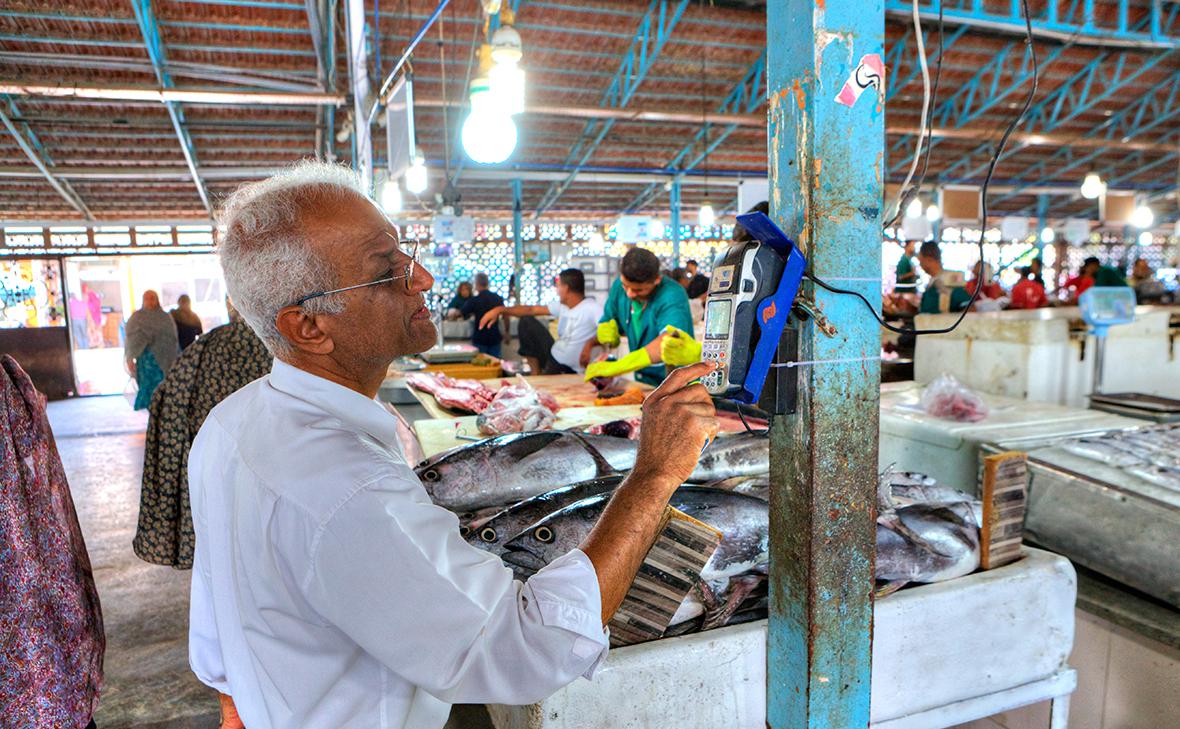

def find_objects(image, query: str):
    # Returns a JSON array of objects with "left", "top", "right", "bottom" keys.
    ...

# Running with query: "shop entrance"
[{"left": 64, "top": 254, "right": 228, "bottom": 395}]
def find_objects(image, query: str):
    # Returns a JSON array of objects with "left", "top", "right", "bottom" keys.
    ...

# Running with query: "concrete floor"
[{"left": 50, "top": 394, "right": 494, "bottom": 729}]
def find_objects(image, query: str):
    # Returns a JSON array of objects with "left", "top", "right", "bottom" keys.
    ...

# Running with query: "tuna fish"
[
  {"left": 876, "top": 501, "right": 980, "bottom": 584},
  {"left": 463, "top": 475, "right": 624, "bottom": 554},
  {"left": 500, "top": 487, "right": 769, "bottom": 589},
  {"left": 415, "top": 431, "right": 636, "bottom": 511},
  {"left": 418, "top": 431, "right": 771, "bottom": 512}
]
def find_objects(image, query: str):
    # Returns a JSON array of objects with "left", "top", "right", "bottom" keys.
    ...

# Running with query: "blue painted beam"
[
  {"left": 937, "top": 50, "right": 1178, "bottom": 185},
  {"left": 0, "top": 95, "right": 92, "bottom": 218},
  {"left": 622, "top": 48, "right": 766, "bottom": 214},
  {"left": 669, "top": 176, "right": 681, "bottom": 266},
  {"left": 883, "top": 0, "right": 1180, "bottom": 48},
  {"left": 130, "top": 0, "right": 213, "bottom": 215},
  {"left": 531, "top": 0, "right": 691, "bottom": 217},
  {"left": 986, "top": 70, "right": 1180, "bottom": 205},
  {"left": 767, "top": 0, "right": 881, "bottom": 723},
  {"left": 512, "top": 178, "right": 523, "bottom": 304}
]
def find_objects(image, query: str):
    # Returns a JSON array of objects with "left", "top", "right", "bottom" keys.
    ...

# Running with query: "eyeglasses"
[{"left": 292, "top": 234, "right": 420, "bottom": 308}]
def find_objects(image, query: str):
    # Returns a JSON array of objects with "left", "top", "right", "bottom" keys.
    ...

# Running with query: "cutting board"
[
  {"left": 404, "top": 373, "right": 654, "bottom": 420},
  {"left": 413, "top": 405, "right": 644, "bottom": 457}
]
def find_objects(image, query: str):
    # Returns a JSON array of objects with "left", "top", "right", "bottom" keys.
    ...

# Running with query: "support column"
[
  {"left": 512, "top": 178, "right": 524, "bottom": 305},
  {"left": 670, "top": 176, "right": 682, "bottom": 268},
  {"left": 766, "top": 0, "right": 882, "bottom": 726},
  {"left": 1036, "top": 193, "right": 1049, "bottom": 254},
  {"left": 346, "top": 0, "right": 373, "bottom": 191}
]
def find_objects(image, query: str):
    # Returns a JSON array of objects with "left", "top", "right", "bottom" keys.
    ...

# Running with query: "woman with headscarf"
[
  {"left": 123, "top": 290, "right": 179, "bottom": 410},
  {"left": 0, "top": 355, "right": 105, "bottom": 728},
  {"left": 170, "top": 294, "right": 204, "bottom": 351},
  {"left": 134, "top": 310, "right": 272, "bottom": 569}
]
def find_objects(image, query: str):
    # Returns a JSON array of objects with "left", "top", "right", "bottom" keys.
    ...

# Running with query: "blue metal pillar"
[
  {"left": 670, "top": 176, "right": 682, "bottom": 268},
  {"left": 767, "top": 0, "right": 881, "bottom": 725},
  {"left": 512, "top": 178, "right": 524, "bottom": 304},
  {"left": 1036, "top": 194, "right": 1049, "bottom": 254}
]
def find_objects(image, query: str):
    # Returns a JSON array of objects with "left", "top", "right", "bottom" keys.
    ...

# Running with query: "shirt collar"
[{"left": 268, "top": 359, "right": 403, "bottom": 452}]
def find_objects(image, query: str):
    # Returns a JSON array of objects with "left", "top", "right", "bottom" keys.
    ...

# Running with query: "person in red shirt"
[
  {"left": 965, "top": 261, "right": 1006, "bottom": 300},
  {"left": 1010, "top": 266, "right": 1049, "bottom": 309},
  {"left": 1064, "top": 260, "right": 1096, "bottom": 300}
]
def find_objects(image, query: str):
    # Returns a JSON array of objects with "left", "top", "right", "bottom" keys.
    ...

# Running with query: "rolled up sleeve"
[{"left": 300, "top": 475, "right": 609, "bottom": 706}]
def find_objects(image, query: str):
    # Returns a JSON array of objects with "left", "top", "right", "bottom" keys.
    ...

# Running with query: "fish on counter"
[
  {"left": 876, "top": 502, "right": 980, "bottom": 587},
  {"left": 416, "top": 431, "right": 636, "bottom": 512},
  {"left": 418, "top": 430, "right": 771, "bottom": 512},
  {"left": 463, "top": 475, "right": 624, "bottom": 553},
  {"left": 500, "top": 487, "right": 771, "bottom": 630},
  {"left": 1061, "top": 438, "right": 1145, "bottom": 467}
]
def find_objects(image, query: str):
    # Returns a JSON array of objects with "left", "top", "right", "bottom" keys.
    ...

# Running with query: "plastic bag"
[
  {"left": 476, "top": 376, "right": 561, "bottom": 435},
  {"left": 919, "top": 374, "right": 989, "bottom": 422},
  {"left": 122, "top": 377, "right": 139, "bottom": 407}
]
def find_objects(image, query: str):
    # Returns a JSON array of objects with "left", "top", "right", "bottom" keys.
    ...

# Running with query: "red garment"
[
  {"left": 0, "top": 355, "right": 104, "bottom": 727},
  {"left": 1065, "top": 274, "right": 1094, "bottom": 297},
  {"left": 1010, "top": 279, "right": 1048, "bottom": 309},
  {"left": 965, "top": 280, "right": 1006, "bottom": 299}
]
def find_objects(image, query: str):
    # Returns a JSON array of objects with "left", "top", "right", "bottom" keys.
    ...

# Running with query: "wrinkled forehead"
[{"left": 298, "top": 190, "right": 400, "bottom": 271}]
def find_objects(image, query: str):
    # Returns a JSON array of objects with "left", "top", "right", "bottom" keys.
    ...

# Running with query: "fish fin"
[
  {"left": 567, "top": 431, "right": 622, "bottom": 477},
  {"left": 701, "top": 575, "right": 765, "bottom": 631},
  {"left": 875, "top": 580, "right": 908, "bottom": 599}
]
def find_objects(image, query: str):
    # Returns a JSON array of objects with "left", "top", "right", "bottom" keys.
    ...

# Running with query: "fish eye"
[
  {"left": 534, "top": 526, "right": 554, "bottom": 544},
  {"left": 422, "top": 469, "right": 440, "bottom": 482},
  {"left": 460, "top": 526, "right": 471, "bottom": 538},
  {"left": 479, "top": 527, "right": 498, "bottom": 543}
]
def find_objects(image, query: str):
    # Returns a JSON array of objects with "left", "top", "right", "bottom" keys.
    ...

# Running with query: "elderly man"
[{"left": 188, "top": 161, "right": 719, "bottom": 729}]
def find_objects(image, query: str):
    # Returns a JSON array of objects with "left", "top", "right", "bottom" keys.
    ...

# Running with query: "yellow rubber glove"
[
  {"left": 660, "top": 325, "right": 703, "bottom": 366},
  {"left": 584, "top": 347, "right": 652, "bottom": 381},
  {"left": 597, "top": 320, "right": 621, "bottom": 347}
]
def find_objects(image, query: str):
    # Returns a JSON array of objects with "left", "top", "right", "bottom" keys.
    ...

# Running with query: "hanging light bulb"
[
  {"left": 1080, "top": 172, "right": 1106, "bottom": 200},
  {"left": 1131, "top": 205, "right": 1154, "bottom": 229},
  {"left": 587, "top": 228, "right": 606, "bottom": 253},
  {"left": 698, "top": 200, "right": 716, "bottom": 228},
  {"left": 490, "top": 8, "right": 525, "bottom": 115},
  {"left": 649, "top": 218, "right": 666, "bottom": 239},
  {"left": 1040, "top": 226, "right": 1055, "bottom": 244},
  {"left": 1138, "top": 231, "right": 1154, "bottom": 246},
  {"left": 925, "top": 204, "right": 941, "bottom": 222},
  {"left": 380, "top": 178, "right": 402, "bottom": 214},
  {"left": 461, "top": 55, "right": 518, "bottom": 164},
  {"left": 404, "top": 150, "right": 428, "bottom": 195},
  {"left": 905, "top": 197, "right": 924, "bottom": 219}
]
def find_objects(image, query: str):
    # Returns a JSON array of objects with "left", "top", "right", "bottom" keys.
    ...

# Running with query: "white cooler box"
[
  {"left": 488, "top": 548, "right": 1077, "bottom": 729},
  {"left": 879, "top": 381, "right": 1137, "bottom": 492}
]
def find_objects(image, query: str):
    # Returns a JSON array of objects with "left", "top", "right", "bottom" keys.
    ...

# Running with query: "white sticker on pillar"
[{"left": 835, "top": 54, "right": 884, "bottom": 108}]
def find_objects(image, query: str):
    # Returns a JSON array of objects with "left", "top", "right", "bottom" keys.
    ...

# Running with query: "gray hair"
[{"left": 217, "top": 160, "right": 366, "bottom": 357}]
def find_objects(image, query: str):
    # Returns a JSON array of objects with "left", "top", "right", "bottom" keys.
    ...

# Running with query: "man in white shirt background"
[
  {"left": 478, "top": 268, "right": 602, "bottom": 375},
  {"left": 188, "top": 160, "right": 720, "bottom": 729}
]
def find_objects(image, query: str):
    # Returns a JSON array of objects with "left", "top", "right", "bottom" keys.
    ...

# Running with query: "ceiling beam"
[
  {"left": 130, "top": 0, "right": 213, "bottom": 216},
  {"left": 0, "top": 100, "right": 93, "bottom": 219},
  {"left": 621, "top": 48, "right": 766, "bottom": 214},
  {"left": 883, "top": 0, "right": 1180, "bottom": 49},
  {"left": 0, "top": 82, "right": 346, "bottom": 106},
  {"left": 532, "top": 0, "right": 692, "bottom": 217}
]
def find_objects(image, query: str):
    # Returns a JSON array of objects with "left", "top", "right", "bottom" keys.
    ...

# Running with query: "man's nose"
[{"left": 411, "top": 263, "right": 435, "bottom": 293}]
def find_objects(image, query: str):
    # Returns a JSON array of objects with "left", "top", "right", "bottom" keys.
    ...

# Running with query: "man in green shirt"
[
  {"left": 584, "top": 247, "right": 695, "bottom": 386},
  {"left": 917, "top": 241, "right": 972, "bottom": 314},
  {"left": 895, "top": 240, "right": 918, "bottom": 293}
]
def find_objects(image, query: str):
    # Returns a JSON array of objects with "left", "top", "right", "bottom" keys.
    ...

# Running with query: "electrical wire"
[
  {"left": 811, "top": 0, "right": 1039, "bottom": 337},
  {"left": 885, "top": 0, "right": 932, "bottom": 228},
  {"left": 899, "top": 0, "right": 944, "bottom": 221}
]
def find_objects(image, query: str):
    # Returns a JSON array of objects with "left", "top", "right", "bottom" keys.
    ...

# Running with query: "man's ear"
[{"left": 275, "top": 307, "right": 335, "bottom": 356}]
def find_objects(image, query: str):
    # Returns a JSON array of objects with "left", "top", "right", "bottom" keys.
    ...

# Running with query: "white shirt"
[
  {"left": 547, "top": 297, "right": 603, "bottom": 373},
  {"left": 188, "top": 360, "right": 609, "bottom": 729}
]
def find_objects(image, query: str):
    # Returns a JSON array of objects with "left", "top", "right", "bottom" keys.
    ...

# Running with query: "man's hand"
[
  {"left": 126, "top": 360, "right": 136, "bottom": 378},
  {"left": 479, "top": 306, "right": 505, "bottom": 329},
  {"left": 597, "top": 320, "right": 620, "bottom": 347},
  {"left": 660, "top": 326, "right": 703, "bottom": 367},
  {"left": 633, "top": 361, "right": 720, "bottom": 487}
]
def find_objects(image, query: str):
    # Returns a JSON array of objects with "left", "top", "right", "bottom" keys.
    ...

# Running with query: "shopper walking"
[
  {"left": 171, "top": 294, "right": 205, "bottom": 351},
  {"left": 124, "top": 290, "right": 179, "bottom": 410}
]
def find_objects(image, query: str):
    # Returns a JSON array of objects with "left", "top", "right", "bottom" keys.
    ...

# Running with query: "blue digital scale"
[{"left": 701, "top": 212, "right": 808, "bottom": 403}]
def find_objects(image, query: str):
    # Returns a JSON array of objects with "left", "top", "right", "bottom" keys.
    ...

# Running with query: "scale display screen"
[{"left": 705, "top": 299, "right": 732, "bottom": 339}]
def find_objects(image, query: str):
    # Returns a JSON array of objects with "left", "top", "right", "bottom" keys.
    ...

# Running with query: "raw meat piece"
[{"left": 404, "top": 372, "right": 496, "bottom": 414}]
